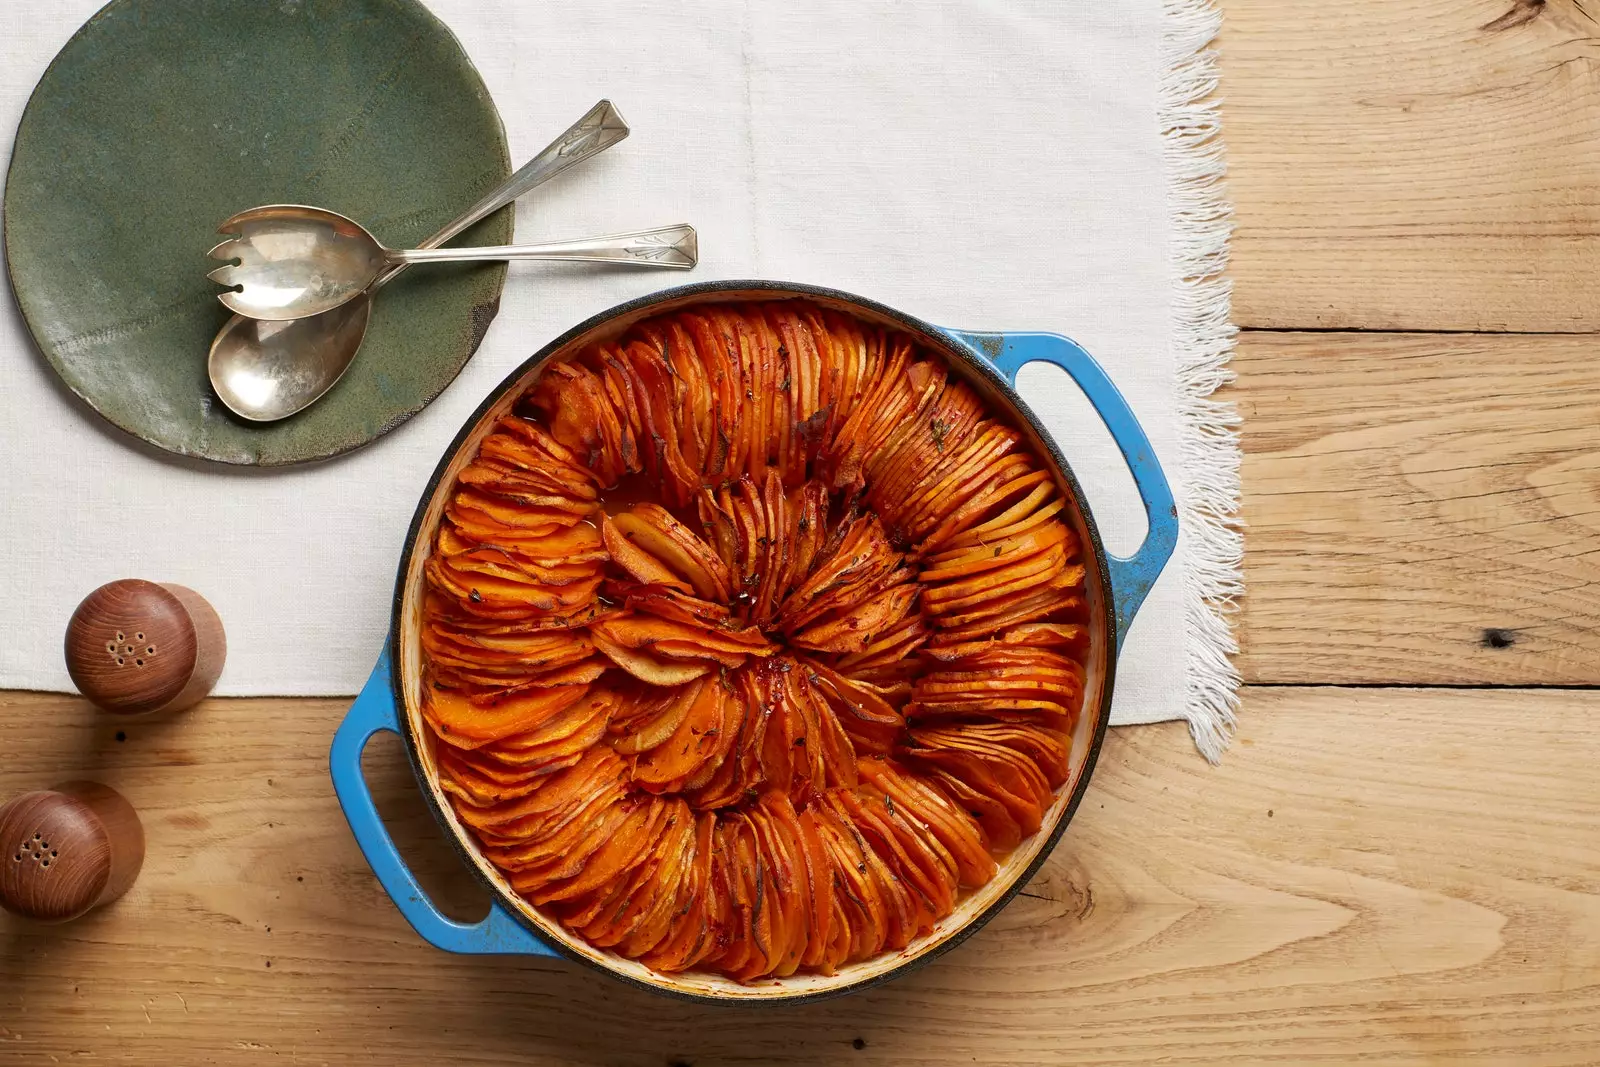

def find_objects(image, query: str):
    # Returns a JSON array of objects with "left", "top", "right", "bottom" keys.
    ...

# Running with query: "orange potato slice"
[
  {"left": 920, "top": 522, "right": 1074, "bottom": 582},
  {"left": 612, "top": 506, "right": 732, "bottom": 601},
  {"left": 528, "top": 796, "right": 674, "bottom": 906},
  {"left": 531, "top": 361, "right": 632, "bottom": 486},
  {"left": 504, "top": 792, "right": 640, "bottom": 891},
  {"left": 839, "top": 785, "right": 953, "bottom": 930},
  {"left": 423, "top": 684, "right": 591, "bottom": 748},
  {"left": 438, "top": 748, "right": 560, "bottom": 808},
  {"left": 590, "top": 629, "right": 713, "bottom": 687},
  {"left": 936, "top": 496, "right": 1071, "bottom": 558},
  {"left": 915, "top": 468, "right": 1058, "bottom": 555},
  {"left": 481, "top": 698, "right": 614, "bottom": 769},
  {"left": 901, "top": 732, "right": 1048, "bottom": 836},
  {"left": 695, "top": 488, "right": 740, "bottom": 572},
  {"left": 599, "top": 511, "right": 692, "bottom": 592},
  {"left": 638, "top": 811, "right": 719, "bottom": 973},
  {"left": 591, "top": 612, "right": 773, "bottom": 658},
  {"left": 858, "top": 758, "right": 995, "bottom": 886},
  {"left": 608, "top": 583, "right": 736, "bottom": 634},
  {"left": 614, "top": 678, "right": 702, "bottom": 756},
  {"left": 789, "top": 582, "right": 919, "bottom": 654},
  {"left": 491, "top": 788, "right": 630, "bottom": 878},
  {"left": 923, "top": 554, "right": 1078, "bottom": 618},
  {"left": 632, "top": 674, "right": 727, "bottom": 789}
]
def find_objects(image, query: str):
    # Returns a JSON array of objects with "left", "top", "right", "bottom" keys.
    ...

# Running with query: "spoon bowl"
[
  {"left": 208, "top": 297, "right": 373, "bottom": 422},
  {"left": 208, "top": 206, "right": 698, "bottom": 322},
  {"left": 208, "top": 206, "right": 386, "bottom": 322}
]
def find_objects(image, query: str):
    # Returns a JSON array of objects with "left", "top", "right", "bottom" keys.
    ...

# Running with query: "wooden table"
[{"left": 5, "top": 1, "right": 1598, "bottom": 1062}]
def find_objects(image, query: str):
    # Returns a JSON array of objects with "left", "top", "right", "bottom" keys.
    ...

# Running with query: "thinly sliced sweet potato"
[
  {"left": 838, "top": 786, "right": 952, "bottom": 930},
  {"left": 790, "top": 583, "right": 919, "bottom": 654},
  {"left": 423, "top": 684, "right": 591, "bottom": 748},
  {"left": 591, "top": 612, "right": 772, "bottom": 656},
  {"left": 600, "top": 511, "right": 692, "bottom": 592},
  {"left": 638, "top": 811, "right": 719, "bottom": 972},
  {"left": 589, "top": 630, "right": 714, "bottom": 686},
  {"left": 420, "top": 299, "right": 1110, "bottom": 982},
  {"left": 612, "top": 506, "right": 733, "bottom": 601},
  {"left": 482, "top": 695, "right": 614, "bottom": 768},
  {"left": 528, "top": 796, "right": 675, "bottom": 906},
  {"left": 858, "top": 758, "right": 994, "bottom": 886},
  {"left": 632, "top": 674, "right": 727, "bottom": 789}
]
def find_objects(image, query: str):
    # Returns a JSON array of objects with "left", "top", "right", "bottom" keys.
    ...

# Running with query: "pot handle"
[
  {"left": 329, "top": 647, "right": 558, "bottom": 956},
  {"left": 943, "top": 329, "right": 1178, "bottom": 645}
]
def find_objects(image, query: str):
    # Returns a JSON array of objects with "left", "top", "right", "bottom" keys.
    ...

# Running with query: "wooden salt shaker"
[
  {"left": 0, "top": 782, "right": 145, "bottom": 922},
  {"left": 64, "top": 579, "right": 226, "bottom": 716}
]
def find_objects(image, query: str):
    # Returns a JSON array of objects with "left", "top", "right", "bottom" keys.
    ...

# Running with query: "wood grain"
[
  {"left": 63, "top": 581, "right": 225, "bottom": 717},
  {"left": 0, "top": 782, "right": 144, "bottom": 922},
  {"left": 1222, "top": 0, "right": 1600, "bottom": 331},
  {"left": 1233, "top": 331, "right": 1600, "bottom": 684},
  {"left": 1, "top": 686, "right": 1597, "bottom": 1065}
]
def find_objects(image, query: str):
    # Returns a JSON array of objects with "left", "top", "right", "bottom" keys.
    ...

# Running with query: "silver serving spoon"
[
  {"left": 207, "top": 100, "right": 633, "bottom": 422},
  {"left": 209, "top": 209, "right": 696, "bottom": 321}
]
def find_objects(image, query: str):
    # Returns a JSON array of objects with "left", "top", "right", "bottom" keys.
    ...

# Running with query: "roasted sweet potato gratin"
[{"left": 421, "top": 300, "right": 1089, "bottom": 981}]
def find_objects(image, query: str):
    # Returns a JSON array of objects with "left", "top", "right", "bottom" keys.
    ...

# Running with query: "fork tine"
[
  {"left": 206, "top": 264, "right": 237, "bottom": 286},
  {"left": 206, "top": 239, "right": 240, "bottom": 261}
]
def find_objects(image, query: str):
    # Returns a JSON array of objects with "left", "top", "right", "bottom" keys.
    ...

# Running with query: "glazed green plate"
[{"left": 4, "top": 0, "right": 511, "bottom": 465}]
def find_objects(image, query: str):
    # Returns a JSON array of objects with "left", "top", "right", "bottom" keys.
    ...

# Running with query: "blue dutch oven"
[{"left": 330, "top": 281, "right": 1176, "bottom": 1002}]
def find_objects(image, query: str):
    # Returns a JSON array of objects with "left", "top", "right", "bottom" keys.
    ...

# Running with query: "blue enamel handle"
[
  {"left": 329, "top": 647, "right": 558, "bottom": 956},
  {"left": 943, "top": 329, "right": 1177, "bottom": 645}
]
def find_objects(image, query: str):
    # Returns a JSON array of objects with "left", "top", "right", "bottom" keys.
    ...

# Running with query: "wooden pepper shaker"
[
  {"left": 0, "top": 782, "right": 145, "bottom": 922},
  {"left": 64, "top": 579, "right": 226, "bottom": 716}
]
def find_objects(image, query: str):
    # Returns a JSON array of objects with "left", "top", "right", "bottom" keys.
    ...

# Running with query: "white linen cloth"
[{"left": 0, "top": 0, "right": 1239, "bottom": 756}]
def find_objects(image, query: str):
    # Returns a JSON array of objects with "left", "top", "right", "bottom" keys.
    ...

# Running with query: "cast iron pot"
[{"left": 331, "top": 281, "right": 1176, "bottom": 1003}]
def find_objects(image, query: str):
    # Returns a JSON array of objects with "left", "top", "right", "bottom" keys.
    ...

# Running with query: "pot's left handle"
[
  {"left": 943, "top": 329, "right": 1178, "bottom": 645},
  {"left": 329, "top": 646, "right": 558, "bottom": 956}
]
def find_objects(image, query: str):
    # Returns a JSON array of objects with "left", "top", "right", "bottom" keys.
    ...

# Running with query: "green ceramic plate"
[{"left": 4, "top": 0, "right": 511, "bottom": 465}]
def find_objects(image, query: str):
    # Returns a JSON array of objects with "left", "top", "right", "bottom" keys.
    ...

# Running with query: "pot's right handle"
[
  {"left": 943, "top": 329, "right": 1178, "bottom": 645},
  {"left": 329, "top": 646, "right": 557, "bottom": 957}
]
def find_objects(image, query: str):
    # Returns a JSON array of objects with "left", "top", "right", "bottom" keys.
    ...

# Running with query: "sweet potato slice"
[
  {"left": 481, "top": 695, "right": 614, "bottom": 769},
  {"left": 838, "top": 786, "right": 952, "bottom": 931},
  {"left": 901, "top": 732, "right": 1048, "bottom": 836},
  {"left": 800, "top": 657, "right": 904, "bottom": 754},
  {"left": 628, "top": 676, "right": 719, "bottom": 777},
  {"left": 423, "top": 684, "right": 591, "bottom": 748},
  {"left": 790, "top": 583, "right": 919, "bottom": 654},
  {"left": 528, "top": 796, "right": 675, "bottom": 906},
  {"left": 600, "top": 511, "right": 692, "bottom": 592},
  {"left": 754, "top": 795, "right": 812, "bottom": 976},
  {"left": 596, "top": 676, "right": 704, "bottom": 746},
  {"left": 575, "top": 797, "right": 693, "bottom": 951},
  {"left": 504, "top": 795, "right": 635, "bottom": 891},
  {"left": 591, "top": 612, "right": 772, "bottom": 656},
  {"left": 638, "top": 811, "right": 719, "bottom": 973},
  {"left": 612, "top": 506, "right": 733, "bottom": 601},
  {"left": 438, "top": 747, "right": 560, "bottom": 808},
  {"left": 590, "top": 630, "right": 714, "bottom": 686},
  {"left": 858, "top": 758, "right": 994, "bottom": 886}
]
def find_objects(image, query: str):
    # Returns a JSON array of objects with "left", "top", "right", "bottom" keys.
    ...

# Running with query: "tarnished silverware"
[
  {"left": 207, "top": 99, "right": 632, "bottom": 422},
  {"left": 208, "top": 207, "right": 696, "bottom": 320}
]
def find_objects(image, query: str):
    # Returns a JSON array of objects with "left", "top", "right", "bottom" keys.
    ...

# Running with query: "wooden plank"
[
  {"left": 1, "top": 686, "right": 1597, "bottom": 1065},
  {"left": 1221, "top": 0, "right": 1600, "bottom": 331},
  {"left": 1235, "top": 330, "right": 1600, "bottom": 684}
]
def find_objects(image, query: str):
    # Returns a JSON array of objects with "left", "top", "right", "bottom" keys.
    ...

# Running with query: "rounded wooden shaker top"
[
  {"left": 0, "top": 781, "right": 145, "bottom": 923},
  {"left": 64, "top": 579, "right": 226, "bottom": 716}
]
